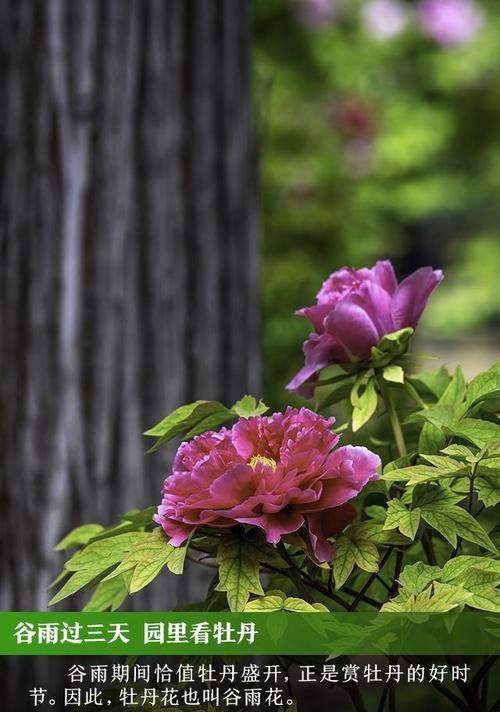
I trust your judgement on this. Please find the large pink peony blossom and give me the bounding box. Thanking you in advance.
[287,260,443,396]
[154,408,379,562]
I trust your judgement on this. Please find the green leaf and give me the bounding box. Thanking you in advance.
[51,529,176,605]
[416,364,465,455]
[421,505,497,552]
[431,582,474,610]
[244,595,285,612]
[317,379,355,410]
[120,507,158,526]
[413,371,467,453]
[382,582,472,613]
[215,532,264,611]
[49,569,108,606]
[409,404,456,429]
[441,444,476,461]
[54,524,104,551]
[442,555,500,582]
[398,562,441,595]
[86,521,147,543]
[144,401,233,453]
[475,476,500,507]
[126,530,174,593]
[453,419,500,448]
[377,327,414,353]
[348,520,409,547]
[184,411,237,440]
[282,597,329,613]
[383,452,416,475]
[412,483,464,510]
[477,461,500,477]
[408,366,451,399]
[384,499,421,540]
[65,532,149,572]
[351,539,380,572]
[383,364,405,384]
[466,362,500,410]
[246,530,289,570]
[364,504,387,521]
[166,544,189,575]
[441,367,466,407]
[332,525,381,589]
[419,454,466,471]
[232,395,269,418]
[48,569,70,590]
[83,573,132,612]
[452,568,500,612]
[481,442,500,459]
[352,378,378,432]
[383,464,468,484]
[245,592,330,613]
[332,537,356,590]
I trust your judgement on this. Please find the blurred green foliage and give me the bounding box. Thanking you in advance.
[253,0,500,408]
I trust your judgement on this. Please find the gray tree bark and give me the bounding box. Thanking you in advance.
[0,0,259,618]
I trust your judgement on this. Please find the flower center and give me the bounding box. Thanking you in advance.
[249,455,277,471]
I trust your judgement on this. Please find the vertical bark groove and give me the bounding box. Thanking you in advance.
[0,0,259,624]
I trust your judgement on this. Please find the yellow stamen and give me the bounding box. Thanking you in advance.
[249,455,277,471]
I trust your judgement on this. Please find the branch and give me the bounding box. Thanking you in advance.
[349,547,393,611]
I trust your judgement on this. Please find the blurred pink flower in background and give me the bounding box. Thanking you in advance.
[418,0,484,46]
[294,0,339,28]
[331,96,378,140]
[362,0,411,41]
[327,95,378,176]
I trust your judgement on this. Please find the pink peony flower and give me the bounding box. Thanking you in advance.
[287,260,443,396]
[418,0,483,46]
[154,408,379,562]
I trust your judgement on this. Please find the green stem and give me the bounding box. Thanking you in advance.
[277,542,315,604]
[403,380,428,409]
[422,530,437,565]
[469,462,478,515]
[275,545,363,610]
[348,547,393,611]
[377,376,407,458]
[391,549,404,597]
[307,373,351,388]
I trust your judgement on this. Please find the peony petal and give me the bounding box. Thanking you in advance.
[391,266,443,330]
[348,281,395,336]
[232,417,270,460]
[153,515,195,547]
[236,510,305,544]
[371,259,398,295]
[315,502,358,539]
[306,514,336,562]
[302,445,380,513]
[307,503,357,562]
[208,464,257,507]
[296,304,332,333]
[329,445,380,488]
[286,333,341,396]
[325,300,382,360]
[173,429,233,475]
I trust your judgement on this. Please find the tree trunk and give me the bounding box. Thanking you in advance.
[0,0,259,617]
